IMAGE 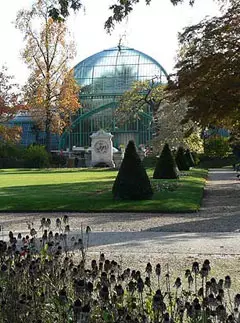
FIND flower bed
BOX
[0,217,239,323]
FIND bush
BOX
[0,142,24,158]
[0,157,25,168]
[0,142,25,168]
[24,144,50,168]
[185,149,195,167]
[176,146,190,171]
[50,153,67,167]
[191,151,200,166]
[153,143,178,179]
[204,136,231,158]
[0,218,240,323]
[112,140,153,200]
[198,154,237,169]
[142,154,158,168]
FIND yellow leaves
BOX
[59,71,81,112]
[0,125,22,143]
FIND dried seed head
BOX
[99,253,105,262]
[185,269,191,277]
[224,275,231,289]
[56,218,61,227]
[64,225,70,233]
[174,277,182,288]
[46,218,51,227]
[192,261,199,274]
[234,294,240,307]
[146,262,152,275]
[137,278,144,293]
[63,215,69,224]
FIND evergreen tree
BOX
[185,149,195,167]
[112,140,153,200]
[175,146,190,171]
[153,143,178,179]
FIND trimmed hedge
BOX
[112,140,153,200]
[153,143,178,179]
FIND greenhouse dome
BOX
[59,46,168,150]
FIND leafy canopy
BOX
[48,0,227,32]
[117,79,202,152]
[16,0,80,152]
[170,2,240,133]
[0,66,24,142]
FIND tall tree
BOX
[0,66,23,142]
[16,0,80,152]
[116,78,166,138]
[117,80,201,152]
[170,2,240,134]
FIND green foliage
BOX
[142,154,158,168]
[50,153,67,167]
[0,142,23,158]
[171,2,240,131]
[24,145,50,168]
[198,155,237,169]
[204,136,231,158]
[153,143,178,179]
[191,151,200,165]
[105,0,198,32]
[185,149,195,167]
[112,140,153,200]
[0,142,25,169]
[175,146,190,171]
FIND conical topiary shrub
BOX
[112,140,153,200]
[153,143,178,179]
[175,146,190,171]
[185,149,195,167]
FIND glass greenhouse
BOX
[59,46,168,150]
[10,46,168,150]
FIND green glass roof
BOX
[74,46,168,96]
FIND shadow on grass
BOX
[0,168,118,175]
[0,177,203,212]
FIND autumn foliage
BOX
[16,0,80,151]
[0,66,24,142]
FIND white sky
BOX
[0,0,220,86]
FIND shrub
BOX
[198,154,237,169]
[204,136,231,158]
[153,143,178,179]
[0,142,25,168]
[112,140,153,200]
[0,142,23,158]
[24,144,50,168]
[176,146,190,171]
[185,149,195,167]
[142,154,158,168]
[0,157,25,168]
[50,153,67,167]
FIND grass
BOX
[0,168,207,212]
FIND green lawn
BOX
[0,168,207,212]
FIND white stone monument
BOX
[90,129,115,167]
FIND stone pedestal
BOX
[90,130,115,167]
